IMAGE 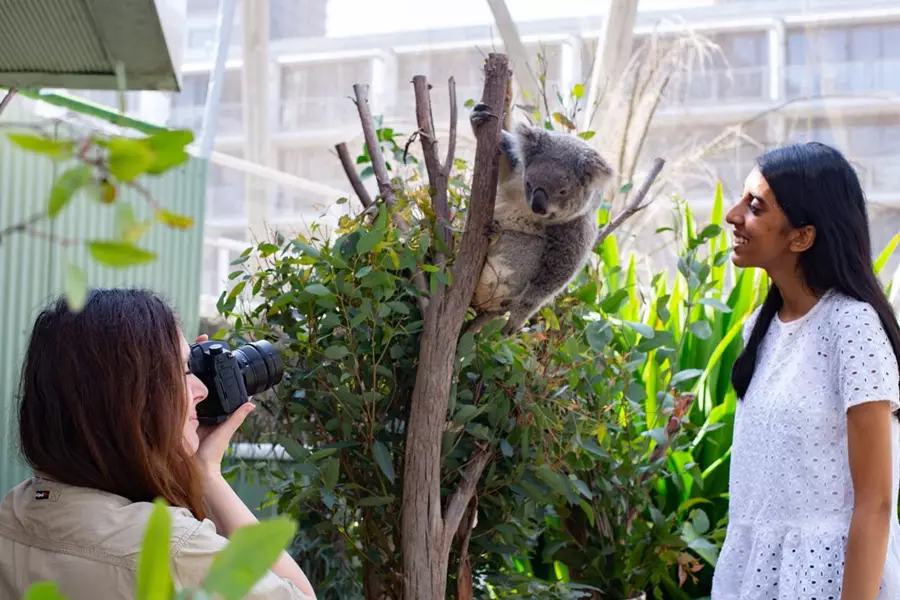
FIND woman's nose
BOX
[725,203,742,226]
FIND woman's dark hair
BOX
[731,142,900,403]
[17,288,206,518]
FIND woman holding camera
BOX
[0,288,316,599]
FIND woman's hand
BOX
[192,334,256,477]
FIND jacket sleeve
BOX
[171,516,314,600]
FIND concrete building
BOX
[82,0,900,309]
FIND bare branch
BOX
[335,142,373,209]
[0,212,44,246]
[0,88,17,118]
[353,84,396,208]
[444,77,458,176]
[443,449,491,551]
[401,53,510,600]
[596,157,665,247]
[413,75,452,274]
[454,492,480,600]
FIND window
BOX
[280,59,372,130]
[170,70,243,134]
[786,22,900,95]
[395,47,487,121]
[269,0,327,40]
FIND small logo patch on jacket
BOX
[35,490,50,500]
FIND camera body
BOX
[189,339,284,425]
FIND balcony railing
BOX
[664,65,769,107]
[168,103,244,135]
[854,155,900,196]
[279,96,362,132]
[785,60,900,97]
[205,184,246,221]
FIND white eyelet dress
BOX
[711,290,900,599]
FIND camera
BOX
[189,340,284,425]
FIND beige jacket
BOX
[0,476,311,600]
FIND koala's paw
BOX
[487,218,502,237]
[470,103,496,130]
[501,315,528,336]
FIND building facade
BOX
[96,0,900,307]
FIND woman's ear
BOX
[789,224,816,253]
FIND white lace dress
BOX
[711,290,900,599]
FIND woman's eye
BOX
[749,203,761,215]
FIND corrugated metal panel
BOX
[0,0,183,91]
[0,99,208,496]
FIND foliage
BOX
[1,124,197,310]
[20,499,297,600]
[215,89,758,599]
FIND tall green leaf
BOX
[137,499,174,600]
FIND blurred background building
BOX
[70,0,900,315]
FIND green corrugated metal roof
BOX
[0,0,182,91]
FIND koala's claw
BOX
[487,218,502,237]
[470,103,497,129]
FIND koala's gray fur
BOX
[468,102,613,335]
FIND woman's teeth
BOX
[734,234,748,246]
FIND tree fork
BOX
[400,53,510,600]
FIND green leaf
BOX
[600,288,630,313]
[386,301,410,315]
[7,133,74,159]
[619,182,634,194]
[304,283,332,297]
[576,130,596,141]
[155,208,194,230]
[108,138,155,182]
[64,263,88,312]
[202,517,298,600]
[324,345,349,360]
[116,202,152,243]
[551,112,576,130]
[699,297,732,313]
[22,582,68,600]
[322,457,340,491]
[453,404,482,425]
[691,508,710,536]
[137,499,174,600]
[571,83,585,99]
[689,320,713,340]
[624,320,654,339]
[356,228,384,255]
[48,165,93,218]
[584,320,612,351]
[671,368,704,387]
[88,241,157,268]
[142,130,194,174]
[372,440,395,484]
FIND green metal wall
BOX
[0,99,209,496]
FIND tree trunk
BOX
[400,53,510,600]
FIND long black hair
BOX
[731,142,900,402]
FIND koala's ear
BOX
[578,150,613,186]
[514,122,547,158]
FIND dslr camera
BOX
[189,339,284,425]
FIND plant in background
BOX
[0,119,197,310]
[19,499,297,600]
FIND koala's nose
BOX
[531,188,549,215]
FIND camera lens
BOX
[232,340,284,396]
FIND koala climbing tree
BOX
[334,52,665,600]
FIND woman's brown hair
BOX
[17,288,206,519]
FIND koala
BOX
[467,102,613,336]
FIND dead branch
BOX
[0,88,17,118]
[444,77,458,176]
[413,75,452,268]
[455,495,479,600]
[401,52,509,600]
[348,84,430,314]
[335,142,373,209]
[353,84,396,208]
[443,449,491,545]
[596,157,666,247]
